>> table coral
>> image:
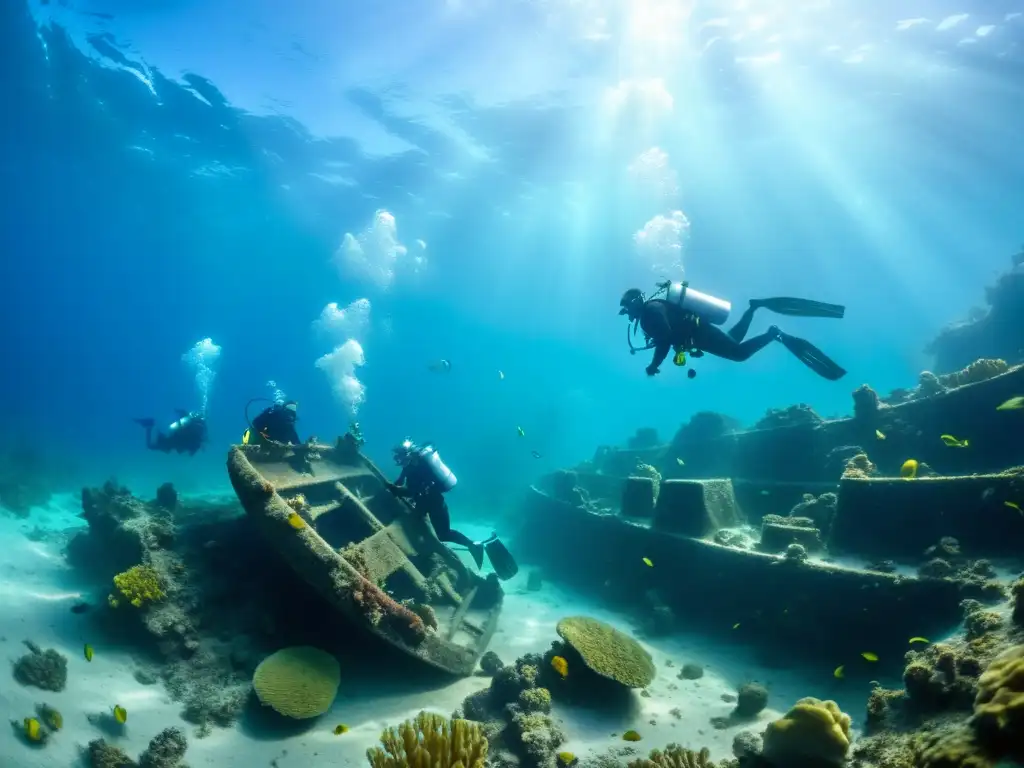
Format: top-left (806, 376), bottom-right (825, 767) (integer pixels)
top-left (555, 616), bottom-right (655, 688)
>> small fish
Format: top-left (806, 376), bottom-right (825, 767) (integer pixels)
top-left (517, 426), bottom-right (525, 437)
top-left (333, 724), bottom-right (350, 735)
top-left (287, 512), bottom-right (306, 529)
top-left (622, 730), bottom-right (642, 742)
top-left (875, 430), bottom-right (886, 440)
top-left (861, 652), bottom-right (879, 662)
top-left (113, 705), bottom-right (127, 724)
top-left (242, 429), bottom-right (251, 445)
top-left (84, 643), bottom-right (94, 662)
top-left (531, 450), bottom-right (542, 459)
top-left (996, 396), bottom-right (1024, 411)
top-left (732, 622), bottom-right (741, 630)
top-left (676, 458), bottom-right (685, 466)
top-left (1006, 501), bottom-right (1022, 514)
top-left (642, 557), bottom-right (653, 567)
top-left (551, 655), bottom-right (568, 678)
top-left (70, 601), bottom-right (91, 614)
top-left (23, 717), bottom-right (43, 742)
top-left (833, 665), bottom-right (845, 679)
top-left (940, 434), bottom-right (969, 448)
top-left (557, 752), bottom-right (577, 768)
top-left (498, 370), bottom-right (505, 380)
top-left (900, 459), bottom-right (919, 479)
top-left (428, 359), bottom-right (452, 373)
top-left (909, 637), bottom-right (930, 645)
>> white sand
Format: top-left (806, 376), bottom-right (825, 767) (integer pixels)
top-left (2, 498), bottom-right (871, 768)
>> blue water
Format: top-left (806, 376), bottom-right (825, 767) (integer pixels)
top-left (2, 0), bottom-right (1023, 509)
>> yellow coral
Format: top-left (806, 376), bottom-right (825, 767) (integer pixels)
top-left (112, 565), bottom-right (165, 608)
top-left (974, 644), bottom-right (1024, 741)
top-left (762, 697), bottom-right (852, 768)
top-left (555, 616), bottom-right (655, 688)
top-left (366, 711), bottom-right (488, 768)
top-left (627, 745), bottom-right (715, 768)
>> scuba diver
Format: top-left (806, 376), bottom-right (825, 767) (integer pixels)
top-left (244, 400), bottom-right (301, 446)
top-left (620, 281), bottom-right (847, 381)
top-left (385, 439), bottom-right (488, 570)
top-left (135, 410), bottom-right (207, 456)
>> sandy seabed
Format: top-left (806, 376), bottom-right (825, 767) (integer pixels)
top-left (2, 495), bottom-right (873, 768)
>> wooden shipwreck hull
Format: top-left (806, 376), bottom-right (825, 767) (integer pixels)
top-left (226, 434), bottom-right (502, 676)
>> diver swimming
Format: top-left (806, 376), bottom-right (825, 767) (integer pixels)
top-left (135, 410), bottom-right (207, 456)
top-left (243, 399), bottom-right (301, 446)
top-left (619, 281), bottom-right (847, 381)
top-left (385, 439), bottom-right (517, 579)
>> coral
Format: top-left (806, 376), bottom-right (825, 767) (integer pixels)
top-left (754, 404), bottom-right (823, 430)
top-left (783, 543), bottom-right (808, 565)
top-left (939, 359), bottom-right (1009, 389)
top-left (367, 711), bottom-right (488, 768)
top-left (920, 559), bottom-right (955, 579)
top-left (842, 452), bottom-right (877, 479)
top-left (972, 644), bottom-right (1024, 752)
top-left (518, 687), bottom-right (552, 714)
top-left (352, 574), bottom-right (428, 644)
top-left (112, 565), bottom-right (166, 608)
top-left (555, 616), bottom-right (656, 688)
top-left (790, 492), bottom-right (838, 531)
top-left (252, 646), bottom-right (340, 719)
top-left (510, 710), bottom-right (565, 768)
top-left (679, 663), bottom-right (704, 680)
top-left (762, 697), bottom-right (852, 768)
top-left (918, 372), bottom-right (946, 398)
top-left (734, 683), bottom-right (769, 719)
top-left (712, 529), bottom-right (751, 549)
top-left (13, 641), bottom-right (67, 692)
top-left (913, 726), bottom-right (990, 768)
top-left (480, 651), bottom-right (505, 675)
top-left (409, 602), bottom-right (439, 632)
top-left (852, 384), bottom-right (880, 419)
top-left (902, 643), bottom-right (983, 712)
top-left (866, 687), bottom-right (905, 731)
top-left (1013, 577), bottom-right (1024, 625)
top-left (139, 727), bottom-right (188, 768)
top-left (634, 462), bottom-right (662, 501)
top-left (965, 610), bottom-right (1002, 641)
top-left (732, 731), bottom-right (762, 760)
top-left (758, 515), bottom-right (821, 553)
top-left (88, 739), bottom-right (138, 768)
top-left (627, 745), bottom-right (716, 768)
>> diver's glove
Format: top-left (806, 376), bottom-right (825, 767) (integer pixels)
top-left (646, 365), bottom-right (660, 377)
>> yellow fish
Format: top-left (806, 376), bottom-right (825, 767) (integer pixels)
top-left (861, 652), bottom-right (879, 662)
top-left (875, 430), bottom-right (886, 440)
top-left (833, 665), bottom-right (844, 679)
top-left (996, 396), bottom-right (1024, 411)
top-left (517, 426), bottom-right (525, 437)
top-left (557, 752), bottom-right (577, 767)
top-left (642, 557), bottom-right (653, 567)
top-left (24, 717), bottom-right (43, 742)
top-left (622, 730), bottom-right (642, 742)
top-left (113, 705), bottom-right (127, 724)
top-left (909, 637), bottom-right (930, 645)
top-left (673, 350), bottom-right (686, 366)
top-left (732, 622), bottom-right (741, 630)
top-left (333, 724), bottom-right (349, 735)
top-left (551, 655), bottom-right (568, 678)
top-left (1005, 501), bottom-right (1022, 514)
top-left (676, 458), bottom-right (685, 466)
top-left (84, 643), bottom-right (94, 662)
top-left (287, 512), bottom-right (306, 529)
top-left (940, 434), bottom-right (969, 448)
top-left (900, 459), bottom-right (918, 479)
top-left (242, 429), bottom-right (251, 445)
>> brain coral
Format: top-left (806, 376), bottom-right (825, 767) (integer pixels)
top-left (252, 646), bottom-right (340, 719)
top-left (973, 644), bottom-right (1024, 747)
top-left (762, 697), bottom-right (852, 768)
top-left (555, 616), bottom-right (655, 688)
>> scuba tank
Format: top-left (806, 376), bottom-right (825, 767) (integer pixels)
top-left (168, 412), bottom-right (195, 431)
top-left (663, 281), bottom-right (732, 325)
top-left (419, 446), bottom-right (457, 491)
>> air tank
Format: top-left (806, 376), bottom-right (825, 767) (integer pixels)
top-left (665, 282), bottom-right (731, 325)
top-left (421, 447), bottom-right (457, 491)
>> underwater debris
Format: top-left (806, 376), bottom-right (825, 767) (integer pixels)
top-left (783, 543), bottom-right (809, 565)
top-left (762, 697), bottom-right (851, 767)
top-left (555, 616), bottom-right (655, 688)
top-left (623, 476), bottom-right (657, 518)
top-left (252, 646), bottom-right (340, 719)
top-left (13, 640), bottom-right (67, 692)
top-left (758, 515), bottom-right (821, 553)
top-left (367, 711), bottom-right (487, 768)
top-left (852, 384), bottom-right (881, 419)
top-left (790, 492), bottom-right (838, 532)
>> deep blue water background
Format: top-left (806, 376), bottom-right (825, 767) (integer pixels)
top-left (2, 0), bottom-right (1023, 518)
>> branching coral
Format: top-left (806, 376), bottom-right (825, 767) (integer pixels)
top-left (13, 641), bottom-right (67, 692)
top-left (367, 711), bottom-right (487, 768)
top-left (627, 745), bottom-right (716, 768)
top-left (112, 565), bottom-right (166, 608)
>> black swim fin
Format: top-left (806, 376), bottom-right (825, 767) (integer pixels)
top-left (751, 297), bottom-right (845, 319)
top-left (483, 535), bottom-right (519, 581)
top-left (776, 331), bottom-right (847, 381)
top-left (134, 417), bottom-right (155, 429)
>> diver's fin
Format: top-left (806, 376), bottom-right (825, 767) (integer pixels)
top-left (174, 408), bottom-right (189, 417)
top-left (468, 542), bottom-right (485, 570)
top-left (483, 536), bottom-right (519, 580)
top-left (134, 417), bottom-right (155, 428)
top-left (776, 331), bottom-right (847, 381)
top-left (751, 297), bottom-right (845, 319)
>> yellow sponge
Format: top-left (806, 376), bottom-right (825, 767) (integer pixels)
top-left (762, 697), bottom-right (852, 767)
top-left (252, 646), bottom-right (340, 719)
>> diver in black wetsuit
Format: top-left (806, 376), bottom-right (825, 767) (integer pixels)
top-left (248, 401), bottom-right (301, 445)
top-left (619, 282), bottom-right (847, 380)
top-left (385, 439), bottom-right (485, 569)
top-left (135, 411), bottom-right (207, 456)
